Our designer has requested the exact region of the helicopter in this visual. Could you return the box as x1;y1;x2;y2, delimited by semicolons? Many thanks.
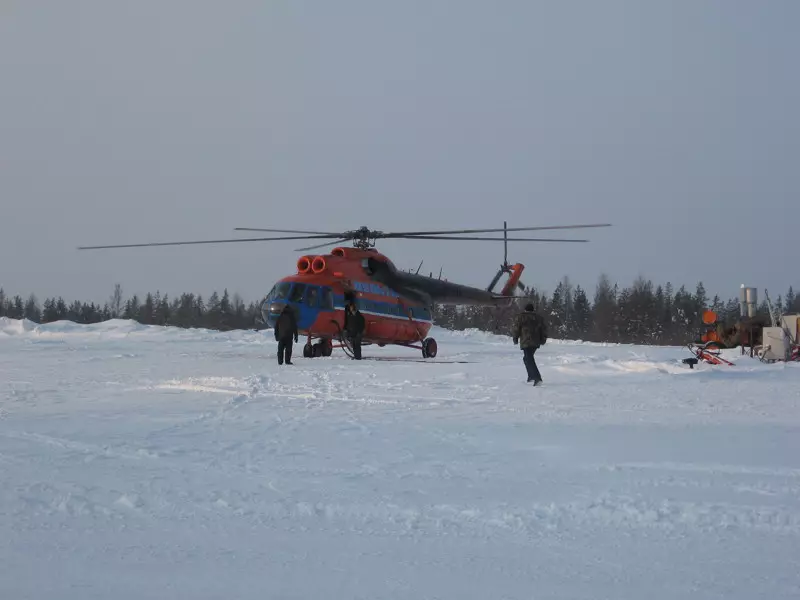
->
78;221;610;359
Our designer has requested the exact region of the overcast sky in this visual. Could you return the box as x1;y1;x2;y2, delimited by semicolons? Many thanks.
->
1;1;798;306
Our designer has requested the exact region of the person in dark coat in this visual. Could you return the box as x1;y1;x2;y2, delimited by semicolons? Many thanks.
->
343;301;365;359
512;303;547;385
274;306;298;365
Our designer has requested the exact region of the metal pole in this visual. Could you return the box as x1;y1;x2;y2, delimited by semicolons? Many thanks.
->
503;220;508;266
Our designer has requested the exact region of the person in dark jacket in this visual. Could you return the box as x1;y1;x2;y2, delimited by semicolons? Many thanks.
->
512;303;547;385
343;301;365;359
274;306;298;365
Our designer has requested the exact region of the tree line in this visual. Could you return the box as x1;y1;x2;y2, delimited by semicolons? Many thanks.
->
1;277;798;346
0;284;264;332
435;276;799;345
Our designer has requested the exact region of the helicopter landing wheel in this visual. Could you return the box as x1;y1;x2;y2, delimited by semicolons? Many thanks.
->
422;337;437;359
307;340;332;358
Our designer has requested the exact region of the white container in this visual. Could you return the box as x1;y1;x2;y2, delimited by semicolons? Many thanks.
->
781;315;799;345
761;327;791;361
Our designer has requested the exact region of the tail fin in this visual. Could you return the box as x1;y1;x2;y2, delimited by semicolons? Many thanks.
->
500;263;525;296
486;220;526;296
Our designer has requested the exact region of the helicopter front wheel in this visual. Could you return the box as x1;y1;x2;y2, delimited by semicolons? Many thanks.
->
305;339;333;358
422;337;437;359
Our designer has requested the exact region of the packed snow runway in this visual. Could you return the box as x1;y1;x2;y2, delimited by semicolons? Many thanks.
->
2;317;799;599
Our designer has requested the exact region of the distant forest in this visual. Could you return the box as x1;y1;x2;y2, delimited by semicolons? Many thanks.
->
1;277;798;346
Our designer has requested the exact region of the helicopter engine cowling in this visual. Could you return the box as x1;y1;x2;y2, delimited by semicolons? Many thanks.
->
297;256;313;274
311;256;327;273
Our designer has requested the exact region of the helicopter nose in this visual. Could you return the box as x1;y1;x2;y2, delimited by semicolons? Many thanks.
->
262;301;285;326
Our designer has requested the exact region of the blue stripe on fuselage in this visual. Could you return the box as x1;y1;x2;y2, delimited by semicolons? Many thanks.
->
267;296;432;330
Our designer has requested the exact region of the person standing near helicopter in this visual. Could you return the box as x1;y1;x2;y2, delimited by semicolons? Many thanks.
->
344;300;365;359
274;305;298;365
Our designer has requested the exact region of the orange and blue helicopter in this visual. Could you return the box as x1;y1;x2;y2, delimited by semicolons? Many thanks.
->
78;222;610;359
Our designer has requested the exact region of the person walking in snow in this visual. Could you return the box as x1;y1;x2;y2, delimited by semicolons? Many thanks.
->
512;302;547;385
274;305;298;365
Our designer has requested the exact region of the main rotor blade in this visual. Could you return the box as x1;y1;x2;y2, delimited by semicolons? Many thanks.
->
77;234;342;250
379;223;611;237
385;235;589;242
233;227;344;236
294;238;350;251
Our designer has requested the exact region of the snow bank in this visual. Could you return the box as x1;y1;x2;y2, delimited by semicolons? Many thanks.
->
0;317;274;343
0;316;39;335
0;316;149;337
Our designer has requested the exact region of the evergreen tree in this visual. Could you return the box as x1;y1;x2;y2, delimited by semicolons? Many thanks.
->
672;285;692;342
140;293;155;325
232;292;246;328
572;285;591;340
109;283;123;318
173;293;196;328
653;285;666;343
433;303;456;329
67;300;83;322
124;295;141;321
55;297;68;320
8;295;25;319
549;282;567;339
786;286;797;313
624;276;656;344
220;289;231;314
205;291;221;329
591;274;616;342
695;282;707;313
155;294;171;325
615;286;632;343
722;297;740;323
193;295;206;326
24;294;41;323
42;298;58;322
560;276;575;338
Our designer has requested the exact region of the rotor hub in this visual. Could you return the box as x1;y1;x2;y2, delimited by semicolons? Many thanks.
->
346;226;384;250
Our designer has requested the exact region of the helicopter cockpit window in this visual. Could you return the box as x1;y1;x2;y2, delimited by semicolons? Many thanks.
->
290;283;307;303
306;286;318;308
273;283;290;300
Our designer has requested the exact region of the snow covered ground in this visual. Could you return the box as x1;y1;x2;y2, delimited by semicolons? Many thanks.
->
2;316;799;599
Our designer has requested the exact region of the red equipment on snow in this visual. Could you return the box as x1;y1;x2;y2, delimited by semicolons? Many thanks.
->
682;341;735;368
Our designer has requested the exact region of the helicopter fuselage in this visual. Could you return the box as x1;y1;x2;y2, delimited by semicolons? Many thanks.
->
262;246;435;357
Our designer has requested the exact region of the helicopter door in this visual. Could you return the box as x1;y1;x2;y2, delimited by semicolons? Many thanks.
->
389;302;403;339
